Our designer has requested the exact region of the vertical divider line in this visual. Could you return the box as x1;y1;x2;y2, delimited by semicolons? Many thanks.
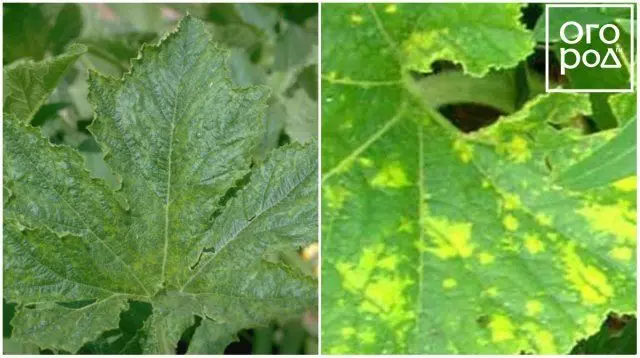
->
317;1;323;354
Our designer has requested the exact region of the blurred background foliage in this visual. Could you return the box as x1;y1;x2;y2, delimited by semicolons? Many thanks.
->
3;2;317;354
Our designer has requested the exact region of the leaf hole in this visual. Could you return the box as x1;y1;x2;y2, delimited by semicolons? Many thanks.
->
429;60;462;74
78;300;152;354
439;103;505;133
210;171;252;222
190;246;217;271
176;315;202;354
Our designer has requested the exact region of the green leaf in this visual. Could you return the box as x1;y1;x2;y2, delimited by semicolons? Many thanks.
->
322;3;635;354
234;3;279;37
4;16;317;353
106;4;166;33
79;32;158;74
3;338;41;354
283;89;318;143
274;24;316;72
3;43;87;123
556;117;636;190
48;4;84;55
31;102;71;126
3;4;49;63
3;3;83;64
570;315;636;354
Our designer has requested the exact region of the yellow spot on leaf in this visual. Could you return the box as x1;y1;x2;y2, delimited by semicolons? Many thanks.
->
502;193;522;210
578;203;636;244
341;327;356;338
522;323;557;353
384;4;397;13
378;255;399;270
584;314;601;334
478;251;495;265
505;135;532;163
453;139;473;163
328;344;351;354
609;246;633;261
358;157;373;167
482;180;491;188
324;185;351;210
358;327;376;344
360;275;415;320
336;244;414;346
524;234;545;254
483;286;499;297
370;162;410;188
534;330;557;354
489;315;515;342
562;242;614;305
503;214;519;231
398;217;414;234
526;300;543;316
350;14;363;24
612;176;636;192
535;213;553;226
423;217;474;259
442;278;457;289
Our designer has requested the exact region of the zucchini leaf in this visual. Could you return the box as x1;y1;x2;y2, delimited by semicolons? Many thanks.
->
4;16;317;353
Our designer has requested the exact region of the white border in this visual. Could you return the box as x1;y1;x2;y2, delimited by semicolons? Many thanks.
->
545;3;635;93
317;2;322;354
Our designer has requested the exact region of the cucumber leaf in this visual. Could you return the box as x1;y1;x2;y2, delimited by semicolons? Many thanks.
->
321;3;635;354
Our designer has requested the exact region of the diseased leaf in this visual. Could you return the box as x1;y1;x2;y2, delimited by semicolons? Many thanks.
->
4;16;317;353
322;3;635;354
401;4;534;76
